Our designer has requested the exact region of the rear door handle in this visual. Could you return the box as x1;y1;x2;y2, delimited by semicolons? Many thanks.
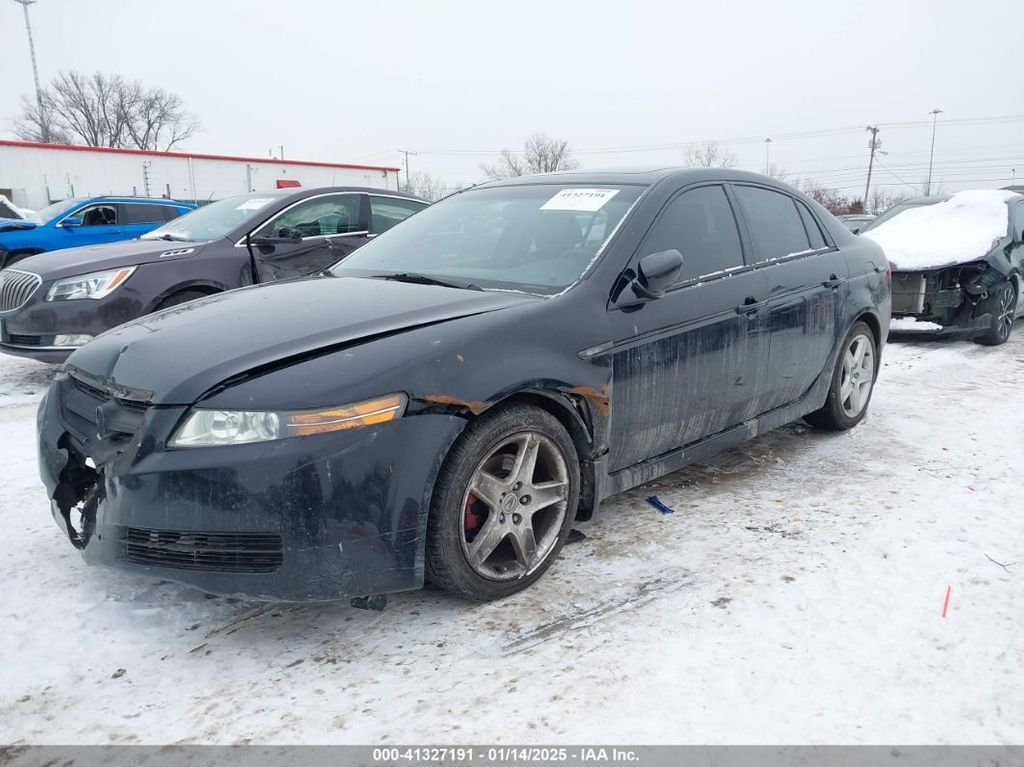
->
737;296;763;317
823;274;842;289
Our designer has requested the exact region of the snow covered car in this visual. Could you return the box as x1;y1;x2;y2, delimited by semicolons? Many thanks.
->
37;168;890;602
861;190;1024;345
0;188;427;362
837;213;875;234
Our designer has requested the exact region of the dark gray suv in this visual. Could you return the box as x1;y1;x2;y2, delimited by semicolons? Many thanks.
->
0;187;426;362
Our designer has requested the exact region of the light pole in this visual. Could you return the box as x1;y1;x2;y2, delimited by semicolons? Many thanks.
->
925;108;942;196
764;137;771;175
864;126;881;209
13;0;47;142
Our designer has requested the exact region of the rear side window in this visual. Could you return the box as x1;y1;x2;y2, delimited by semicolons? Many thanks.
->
160;205;184;222
796;201;826;249
639;185;744;282
735;186;812;262
370;196;426;234
119;203;170;225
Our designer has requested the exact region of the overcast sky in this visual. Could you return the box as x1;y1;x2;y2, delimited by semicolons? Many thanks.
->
2;0;1021;196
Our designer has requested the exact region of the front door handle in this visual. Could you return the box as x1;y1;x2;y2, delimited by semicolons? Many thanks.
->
823;274;842;289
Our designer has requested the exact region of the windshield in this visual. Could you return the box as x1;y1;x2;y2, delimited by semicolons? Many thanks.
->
29;198;82;224
859;199;941;233
331;184;644;294
140;193;280;242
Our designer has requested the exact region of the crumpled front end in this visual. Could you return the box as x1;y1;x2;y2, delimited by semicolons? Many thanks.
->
37;371;465;601
890;262;1004;334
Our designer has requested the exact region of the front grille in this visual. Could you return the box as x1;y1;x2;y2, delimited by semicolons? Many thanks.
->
0;269;42;312
122;527;284;573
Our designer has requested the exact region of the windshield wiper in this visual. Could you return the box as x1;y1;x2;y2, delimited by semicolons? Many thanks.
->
143;232;191;242
371;272;483;291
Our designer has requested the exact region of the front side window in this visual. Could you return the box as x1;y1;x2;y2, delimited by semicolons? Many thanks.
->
332;184;644;295
260;194;363;238
734;186;811;262
638;185;744;282
370;196;426;234
76;204;117;227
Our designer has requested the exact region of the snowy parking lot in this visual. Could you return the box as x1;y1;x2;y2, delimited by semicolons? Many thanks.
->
1;329;1022;745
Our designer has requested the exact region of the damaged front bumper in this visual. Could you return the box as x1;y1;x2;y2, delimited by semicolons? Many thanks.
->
890;263;1000;335
37;373;464;601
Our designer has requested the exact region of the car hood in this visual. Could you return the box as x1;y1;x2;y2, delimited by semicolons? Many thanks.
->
65;276;537;405
0;217;38;233
13;238;215;280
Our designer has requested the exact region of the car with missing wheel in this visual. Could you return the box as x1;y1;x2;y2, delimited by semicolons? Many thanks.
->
860;190;1024;345
0;187;426;362
37;168;890;602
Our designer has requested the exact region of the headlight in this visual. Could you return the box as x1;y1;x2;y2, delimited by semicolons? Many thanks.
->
47;267;137;301
169;393;407;448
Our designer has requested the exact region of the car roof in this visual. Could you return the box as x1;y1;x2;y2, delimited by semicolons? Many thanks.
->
80;196;192;205
268;186;427;203
472;167;795;190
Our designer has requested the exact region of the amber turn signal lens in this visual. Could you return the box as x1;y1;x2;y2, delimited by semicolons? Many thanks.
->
285;394;406;436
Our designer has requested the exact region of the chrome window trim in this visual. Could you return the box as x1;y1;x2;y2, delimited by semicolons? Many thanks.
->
233;192;368;248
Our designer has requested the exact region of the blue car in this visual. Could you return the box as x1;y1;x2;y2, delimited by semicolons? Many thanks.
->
0;196;195;269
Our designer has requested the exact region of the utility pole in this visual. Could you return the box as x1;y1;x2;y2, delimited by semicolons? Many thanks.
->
278;145;284;160
764;137;771;175
864;126;881;210
13;0;48;142
925;108;942;196
398;149;417;192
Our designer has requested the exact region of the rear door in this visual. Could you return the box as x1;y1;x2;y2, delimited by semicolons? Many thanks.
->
732;184;846;411
250;192;368;281
117;202;172;239
607;183;771;472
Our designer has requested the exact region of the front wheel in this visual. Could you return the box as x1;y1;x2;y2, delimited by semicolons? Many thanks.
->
973;281;1016;346
805;321;877;431
426;403;580;601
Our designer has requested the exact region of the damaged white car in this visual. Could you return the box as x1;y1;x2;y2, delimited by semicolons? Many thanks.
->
861;190;1024;345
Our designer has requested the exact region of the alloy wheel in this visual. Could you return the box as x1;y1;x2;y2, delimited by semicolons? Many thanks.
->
839;333;875;419
460;432;569;580
994;284;1015;343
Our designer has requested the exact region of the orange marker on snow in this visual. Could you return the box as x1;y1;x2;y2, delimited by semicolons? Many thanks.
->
942;586;952;618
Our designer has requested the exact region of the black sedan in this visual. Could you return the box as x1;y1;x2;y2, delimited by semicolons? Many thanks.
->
0;187;426;362
38;168;891;602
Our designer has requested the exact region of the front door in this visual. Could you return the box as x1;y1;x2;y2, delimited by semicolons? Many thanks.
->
251;193;368;281
60;203;124;247
607;183;770;473
732;184;846;411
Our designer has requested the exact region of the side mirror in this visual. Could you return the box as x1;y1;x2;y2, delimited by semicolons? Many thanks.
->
631;249;683;301
61;216;82;228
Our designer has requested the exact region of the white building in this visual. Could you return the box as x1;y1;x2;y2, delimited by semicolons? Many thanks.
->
0;139;402;210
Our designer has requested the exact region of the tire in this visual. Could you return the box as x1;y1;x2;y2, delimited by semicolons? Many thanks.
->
805;320;877;432
425;402;580;601
154;289;211;312
973;280;1016;346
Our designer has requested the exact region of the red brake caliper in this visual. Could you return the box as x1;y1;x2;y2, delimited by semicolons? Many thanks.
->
464;493;483;533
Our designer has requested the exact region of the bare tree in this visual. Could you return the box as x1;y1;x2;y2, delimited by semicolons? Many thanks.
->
406;170;457;201
12;70;200;151
765;163;790;182
869;187;911;215
684;141;737;168
480;133;581;180
798;178;853;215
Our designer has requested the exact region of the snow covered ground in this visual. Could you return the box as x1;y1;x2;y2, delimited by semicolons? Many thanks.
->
1;329;1022;745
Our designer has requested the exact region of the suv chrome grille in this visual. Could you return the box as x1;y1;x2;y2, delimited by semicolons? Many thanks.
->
0;269;42;312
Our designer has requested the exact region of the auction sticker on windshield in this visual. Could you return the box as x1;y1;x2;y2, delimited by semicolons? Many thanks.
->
236;198;273;210
541;188;620;212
